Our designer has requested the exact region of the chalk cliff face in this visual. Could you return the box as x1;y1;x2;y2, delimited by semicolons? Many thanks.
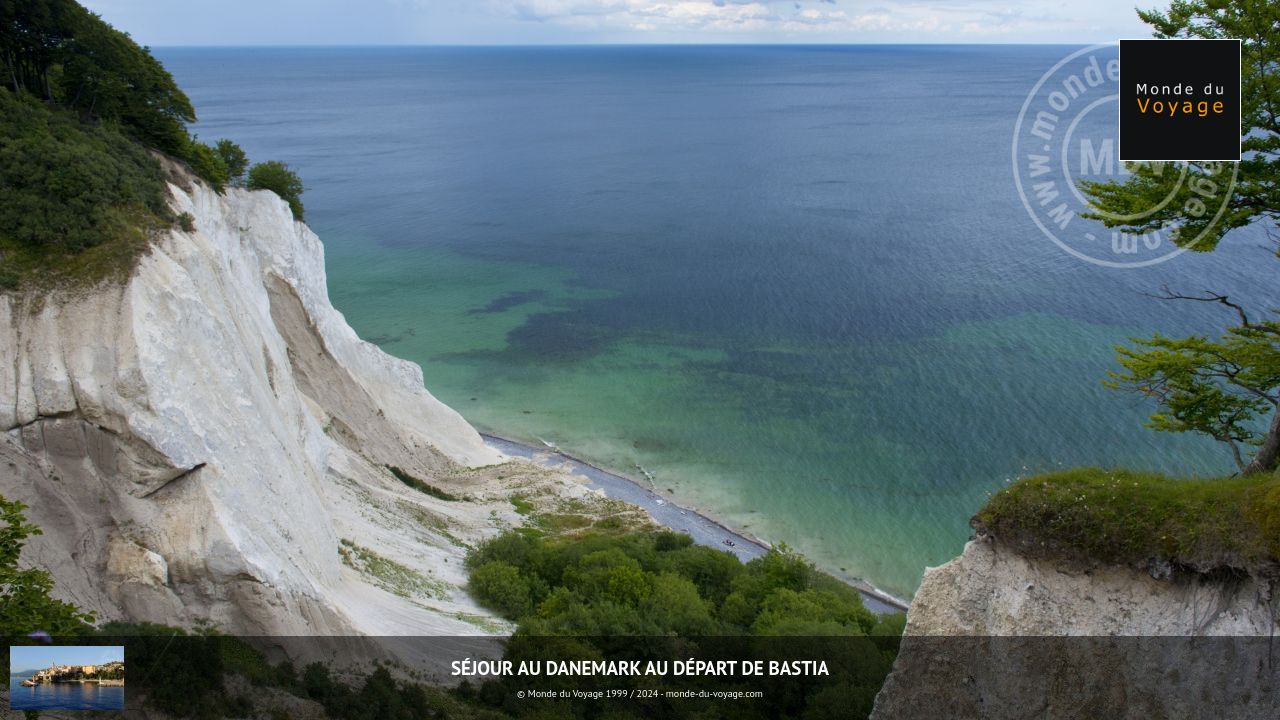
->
872;537;1280;719
0;171;537;636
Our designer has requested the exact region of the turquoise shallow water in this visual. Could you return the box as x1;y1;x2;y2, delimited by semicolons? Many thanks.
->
161;46;1271;598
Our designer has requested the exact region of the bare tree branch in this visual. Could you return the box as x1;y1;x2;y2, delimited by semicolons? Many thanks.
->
1142;285;1254;327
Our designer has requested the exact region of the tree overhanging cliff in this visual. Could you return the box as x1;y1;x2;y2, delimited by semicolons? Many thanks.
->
1083;0;1280;477
968;0;1279;586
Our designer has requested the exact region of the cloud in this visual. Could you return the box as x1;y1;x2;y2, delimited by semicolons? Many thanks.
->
488;0;1103;37
500;0;844;32
81;0;1148;46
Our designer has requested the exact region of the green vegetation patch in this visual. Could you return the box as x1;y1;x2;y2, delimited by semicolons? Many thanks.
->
509;494;536;516
0;90;174;289
507;490;653;540
247;159;305;220
530;512;593;533
339;538;449;600
1;1;303;291
466;529;904;636
386;465;462;501
396;499;467;548
974;468;1280;578
464;530;904;718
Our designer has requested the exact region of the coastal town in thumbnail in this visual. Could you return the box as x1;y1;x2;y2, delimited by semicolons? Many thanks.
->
18;660;125;687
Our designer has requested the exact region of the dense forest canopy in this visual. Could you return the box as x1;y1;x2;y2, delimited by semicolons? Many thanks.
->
1;0;194;157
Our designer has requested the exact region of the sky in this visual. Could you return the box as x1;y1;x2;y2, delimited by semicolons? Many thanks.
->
80;0;1152;46
10;646;125;672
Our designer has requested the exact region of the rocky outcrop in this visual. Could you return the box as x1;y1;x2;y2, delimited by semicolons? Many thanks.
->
893;537;1277;636
0;170;541;637
872;537;1280;719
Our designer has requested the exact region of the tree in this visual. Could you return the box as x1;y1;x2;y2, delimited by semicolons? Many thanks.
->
1107;319;1280;474
48;5;195;155
0;0;79;99
3;1;211;170
214;139;249;185
1081;0;1278;253
1083;0;1280;475
468;561;532;619
0;89;172;253
0;496;94;637
248;160;305;220
640;572;715;635
185;139;230;192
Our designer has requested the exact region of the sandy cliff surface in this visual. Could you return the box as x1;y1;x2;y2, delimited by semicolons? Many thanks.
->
0;171;583;637
872;537;1280;719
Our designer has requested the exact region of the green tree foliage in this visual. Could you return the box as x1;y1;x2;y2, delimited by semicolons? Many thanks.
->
1081;1;1280;475
185;139;229;192
469;561;533;619
0;2;303;286
466;530;902;719
1107;320;1280;474
214;138;249;185
1080;0;1278;252
1;0;194;155
56;8;194;155
467;530;880;636
0;89;171;254
248;160;306;220
0;2;300;260
0;0;78;99
0;495;94;637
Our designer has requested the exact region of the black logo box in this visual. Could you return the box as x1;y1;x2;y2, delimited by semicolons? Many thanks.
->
1119;38;1241;162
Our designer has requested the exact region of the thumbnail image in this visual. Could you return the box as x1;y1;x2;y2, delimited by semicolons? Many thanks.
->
9;646;125;712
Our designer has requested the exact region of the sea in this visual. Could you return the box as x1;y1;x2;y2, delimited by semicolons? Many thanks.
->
158;45;1272;599
8;676;124;711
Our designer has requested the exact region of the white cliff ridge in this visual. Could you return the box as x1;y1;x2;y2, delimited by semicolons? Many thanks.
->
0;170;555;636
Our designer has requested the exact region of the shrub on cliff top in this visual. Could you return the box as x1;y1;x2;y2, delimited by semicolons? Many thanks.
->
248;160;305;221
973;468;1280;579
214;138;249;185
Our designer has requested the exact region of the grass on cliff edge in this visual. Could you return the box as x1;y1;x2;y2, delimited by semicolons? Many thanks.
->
974;468;1280;579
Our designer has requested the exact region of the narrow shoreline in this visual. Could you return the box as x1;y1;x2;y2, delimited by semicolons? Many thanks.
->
479;431;910;615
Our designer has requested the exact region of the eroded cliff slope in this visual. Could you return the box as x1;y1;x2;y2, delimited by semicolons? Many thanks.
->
0;171;571;636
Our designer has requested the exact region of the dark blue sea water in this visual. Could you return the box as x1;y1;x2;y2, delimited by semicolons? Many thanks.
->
158;46;1273;598
9;676;124;711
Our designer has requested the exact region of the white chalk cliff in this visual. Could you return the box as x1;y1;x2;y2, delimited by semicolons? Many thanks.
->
894;537;1276;637
872;537;1280;719
0;169;544;636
